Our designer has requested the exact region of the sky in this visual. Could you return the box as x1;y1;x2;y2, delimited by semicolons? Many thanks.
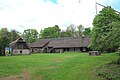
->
0;0;120;33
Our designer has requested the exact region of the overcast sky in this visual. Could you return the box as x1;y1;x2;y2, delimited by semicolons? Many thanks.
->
0;0;120;33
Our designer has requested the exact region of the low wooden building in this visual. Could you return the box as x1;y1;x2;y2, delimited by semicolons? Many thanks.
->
10;38;31;55
29;35;90;53
28;39;50;53
48;36;90;53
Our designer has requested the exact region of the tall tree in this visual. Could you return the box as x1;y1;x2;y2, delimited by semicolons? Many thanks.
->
10;29;21;42
40;25;61;38
22;29;38;43
0;28;11;55
76;24;84;36
60;24;86;37
91;6;120;52
39;29;43;39
104;21;120;52
60;30;68;37
83;27;91;35
65;24;76;37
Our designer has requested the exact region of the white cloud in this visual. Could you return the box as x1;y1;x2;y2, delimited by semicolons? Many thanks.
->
0;0;105;33
58;0;105;27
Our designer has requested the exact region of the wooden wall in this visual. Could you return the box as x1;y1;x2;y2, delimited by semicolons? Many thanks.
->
12;49;31;55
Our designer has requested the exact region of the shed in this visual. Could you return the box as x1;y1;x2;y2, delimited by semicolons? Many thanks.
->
10;38;31;55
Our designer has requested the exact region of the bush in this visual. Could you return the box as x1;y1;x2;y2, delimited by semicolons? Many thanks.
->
118;52;120;56
116;58;120;65
117;51;120;56
96;63;120;80
118;47;120;56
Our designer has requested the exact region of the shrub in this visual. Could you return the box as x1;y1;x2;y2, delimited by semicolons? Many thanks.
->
96;63;120;80
118;47;120;56
116;58;120;65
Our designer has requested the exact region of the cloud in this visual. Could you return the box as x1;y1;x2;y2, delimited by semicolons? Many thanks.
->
0;0;107;33
57;0;105;27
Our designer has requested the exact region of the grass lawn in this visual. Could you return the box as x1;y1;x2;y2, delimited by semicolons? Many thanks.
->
0;52;119;80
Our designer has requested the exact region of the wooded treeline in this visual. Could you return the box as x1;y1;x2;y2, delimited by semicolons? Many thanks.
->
22;24;91;43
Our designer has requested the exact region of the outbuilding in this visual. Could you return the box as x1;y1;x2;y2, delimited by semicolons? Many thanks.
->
10;38;31;55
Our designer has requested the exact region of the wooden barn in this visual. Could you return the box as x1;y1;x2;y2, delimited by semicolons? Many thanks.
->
29;35;90;53
10;38;31;55
28;39;50;53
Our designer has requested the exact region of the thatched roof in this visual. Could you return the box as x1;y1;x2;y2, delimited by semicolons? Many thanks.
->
48;35;90;48
29;35;90;48
10;38;30;49
28;39;50;48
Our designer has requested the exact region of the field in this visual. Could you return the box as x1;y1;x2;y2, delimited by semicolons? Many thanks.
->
0;52;119;80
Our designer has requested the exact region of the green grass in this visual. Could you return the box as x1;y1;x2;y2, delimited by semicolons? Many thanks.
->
0;52;119;80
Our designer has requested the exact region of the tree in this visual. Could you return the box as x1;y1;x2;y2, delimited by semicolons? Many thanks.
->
63;24;76;37
22;29;38;43
91;6;120;52
10;29;21;42
76;24;84;36
0;28;11;55
40;25;61;38
60;24;77;37
83;27;91;35
104;21;120;52
60;24;86;37
39;29;43;39
60;30;68;37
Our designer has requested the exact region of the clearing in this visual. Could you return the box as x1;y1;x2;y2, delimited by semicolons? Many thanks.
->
0;52;119;80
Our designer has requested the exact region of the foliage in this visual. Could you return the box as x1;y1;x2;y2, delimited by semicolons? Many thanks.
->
0;28;21;55
40;25;61;38
78;25;84;34
96;63;120;80
76;24;84;36
0;53;118;80
104;22;120;52
83;27;91;35
60;24;76;37
116;58;120;64
118;47;120;56
10;29;21;42
60;24;86;37
22;29;38;43
111;58;120;65
91;6;120;52
0;28;11;55
66;24;76;37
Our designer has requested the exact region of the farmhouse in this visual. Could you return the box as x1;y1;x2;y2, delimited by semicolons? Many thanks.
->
29;35;90;53
10;38;31;55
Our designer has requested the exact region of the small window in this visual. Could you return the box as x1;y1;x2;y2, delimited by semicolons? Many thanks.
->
20;51;22;54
